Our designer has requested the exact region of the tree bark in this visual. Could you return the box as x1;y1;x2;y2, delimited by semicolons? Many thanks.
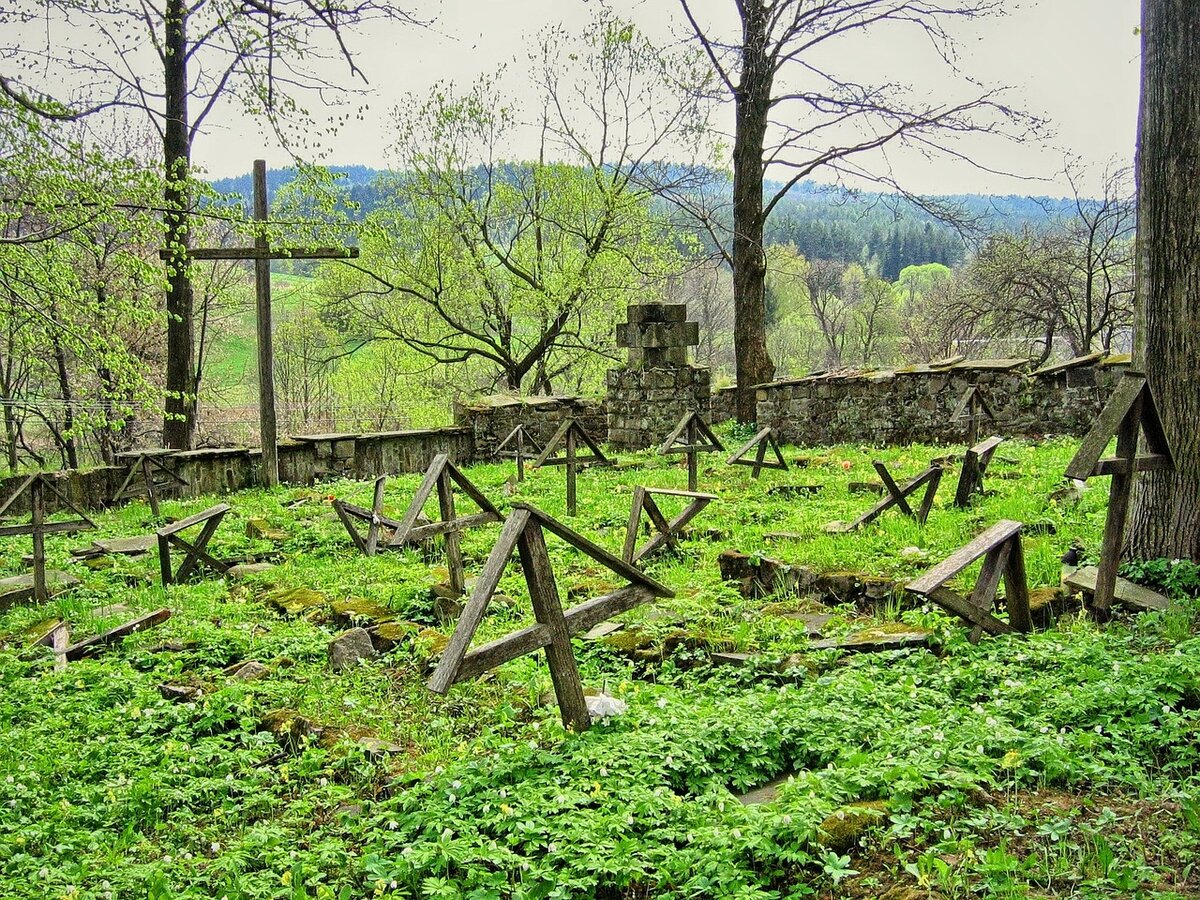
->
161;0;196;450
730;0;775;422
1127;0;1200;560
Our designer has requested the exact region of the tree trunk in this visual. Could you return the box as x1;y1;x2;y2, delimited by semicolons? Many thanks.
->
50;334;78;470
161;0;196;450
1127;0;1200;560
730;0;775;423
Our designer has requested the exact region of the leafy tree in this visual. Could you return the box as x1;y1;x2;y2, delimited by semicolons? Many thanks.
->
1127;0;1200;561
677;0;1033;421
328;14;704;395
1;0;418;448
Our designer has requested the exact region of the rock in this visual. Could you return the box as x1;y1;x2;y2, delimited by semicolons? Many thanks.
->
413;627;449;663
429;582;462;601
737;774;792;805
73;535;156;558
93;603;131;619
245;518;288;541
848;481;885;495
331;597;395;627
82;557;114;571
264;587;328;616
818;801;889;851
228;660;270;681
767;484;823;498
711;651;754;667
158;683;203;702
260;708;339;750
328;627;376;671
357;737;406;756
0;570;80;606
226;562;276;580
601;628;656;654
717;549;797;599
899;546;929;562
809;624;932;653
368;621;420;652
583;621;623;641
433;593;464;625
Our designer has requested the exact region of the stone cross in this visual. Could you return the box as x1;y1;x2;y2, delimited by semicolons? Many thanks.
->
615;303;699;368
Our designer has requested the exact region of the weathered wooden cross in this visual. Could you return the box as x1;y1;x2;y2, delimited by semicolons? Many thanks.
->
622;486;716;564
727;426;788;479
906;519;1032;642
953;435;1005;508
0;474;95;602
332;476;401;557
532;419;611;516
160;159;359;487
660;411;724;492
112;448;189;516
828;460;943;532
1063;370;1174;617
495;425;543;483
389;454;503;595
156;503;231;585
952;384;996;447
428;503;673;731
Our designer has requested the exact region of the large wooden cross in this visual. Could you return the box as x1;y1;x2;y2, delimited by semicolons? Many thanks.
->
160;159;359;487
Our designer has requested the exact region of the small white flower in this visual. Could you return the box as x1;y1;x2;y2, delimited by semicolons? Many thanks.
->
656;697;668;709
388;820;399;830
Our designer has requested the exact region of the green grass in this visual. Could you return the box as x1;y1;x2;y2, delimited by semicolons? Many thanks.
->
2;434;1199;899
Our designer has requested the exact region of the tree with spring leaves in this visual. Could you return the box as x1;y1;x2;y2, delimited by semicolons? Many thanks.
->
0;0;418;449
676;0;1034;422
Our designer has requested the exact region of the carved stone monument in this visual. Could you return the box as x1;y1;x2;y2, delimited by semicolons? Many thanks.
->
605;303;710;450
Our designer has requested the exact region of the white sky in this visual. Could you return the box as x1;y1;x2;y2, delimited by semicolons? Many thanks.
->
188;0;1142;197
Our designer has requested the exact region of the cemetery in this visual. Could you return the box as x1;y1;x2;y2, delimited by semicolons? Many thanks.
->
1;1;1197;897
2;323;1199;897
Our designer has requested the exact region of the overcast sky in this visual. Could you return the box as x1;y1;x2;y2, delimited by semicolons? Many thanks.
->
190;0;1142;197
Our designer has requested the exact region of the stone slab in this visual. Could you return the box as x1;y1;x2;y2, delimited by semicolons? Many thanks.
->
0;570;80;606
1064;565;1170;611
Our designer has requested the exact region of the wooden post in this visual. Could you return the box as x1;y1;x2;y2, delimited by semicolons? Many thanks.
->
1094;391;1142;616
686;417;699;492
437;470;466;595
966;392;980;447
565;426;577;516
515;428;526;483
253;160;279;488
30;478;46;602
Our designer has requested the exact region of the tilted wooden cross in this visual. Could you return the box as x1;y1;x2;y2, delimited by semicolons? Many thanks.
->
160;159;359;487
0;474;95;602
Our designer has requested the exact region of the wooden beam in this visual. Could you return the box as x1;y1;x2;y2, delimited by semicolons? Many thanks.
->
906;519;1024;594
63;608;172;661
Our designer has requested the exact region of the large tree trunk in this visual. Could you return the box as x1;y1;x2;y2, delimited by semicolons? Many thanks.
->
1127;0;1200;560
729;0;775;423
161;0;196;450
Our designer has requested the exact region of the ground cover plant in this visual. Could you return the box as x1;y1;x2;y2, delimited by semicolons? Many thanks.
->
2;434;1200;899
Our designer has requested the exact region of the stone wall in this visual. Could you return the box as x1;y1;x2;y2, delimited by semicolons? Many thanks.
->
453;395;608;458
605;366;711;450
711;386;737;424
0;425;476;517
754;354;1128;446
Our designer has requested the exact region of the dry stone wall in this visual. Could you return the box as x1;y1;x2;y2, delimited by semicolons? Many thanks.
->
752;355;1127;446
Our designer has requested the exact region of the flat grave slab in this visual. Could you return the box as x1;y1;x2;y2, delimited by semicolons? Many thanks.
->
1064;565;1169;612
0;570;79;607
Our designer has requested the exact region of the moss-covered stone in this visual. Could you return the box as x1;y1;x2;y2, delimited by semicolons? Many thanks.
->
413;627;449;662
331;596;395;627
601;628;655;654
264;587;329;616
818;800;889;851
368;620;420;652
260;708;341;750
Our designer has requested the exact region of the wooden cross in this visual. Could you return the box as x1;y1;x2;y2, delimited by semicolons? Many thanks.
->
156;503;231;585
0;474;95;602
906;519;1032;642
828;461;943;532
952;385;996;447
532;419;611;516
953;436;1004;508
332;476;400;557
159;159;359;487
1063;371;1174;616
428;503;673;731
495;425;543;483
622;486;716;564
112;449;189;516
388;454;503;595
659;411;724;492
727;426;788;478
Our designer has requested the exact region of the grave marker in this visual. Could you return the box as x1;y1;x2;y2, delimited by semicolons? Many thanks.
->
659;411;724;492
429;503;673;730
331;477;397;557
160;159;359;487
906;519;1032;641
622;486;717;564
388;454;503;595
952;384;996;447
495;424;542;483
532;419;611;516
112;449;189;515
156;504;231;585
1063;371;1174;616
953;435;1005;507
0;474;95;602
829;461;942;532
727;427;788;479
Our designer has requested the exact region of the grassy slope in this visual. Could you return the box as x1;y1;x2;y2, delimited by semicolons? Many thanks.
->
1;434;1199;899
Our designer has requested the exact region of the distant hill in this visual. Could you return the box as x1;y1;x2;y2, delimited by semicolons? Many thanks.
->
209;165;1077;280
